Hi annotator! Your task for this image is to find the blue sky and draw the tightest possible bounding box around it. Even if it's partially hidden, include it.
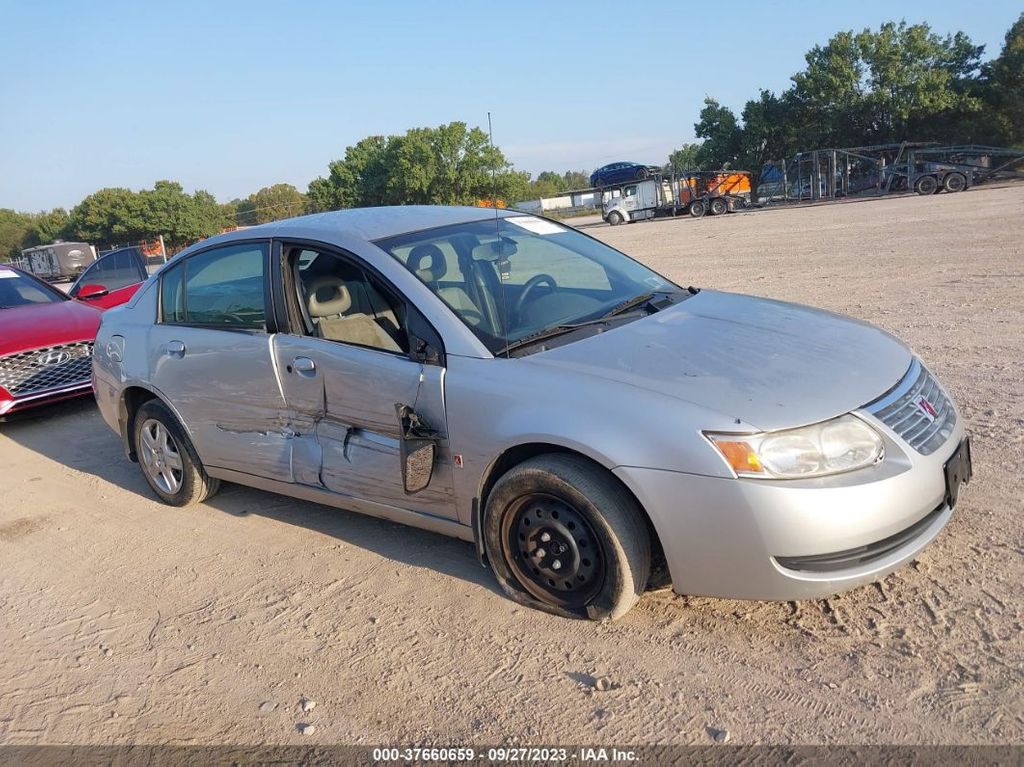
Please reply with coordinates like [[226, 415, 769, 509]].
[[1, 1, 1020, 211]]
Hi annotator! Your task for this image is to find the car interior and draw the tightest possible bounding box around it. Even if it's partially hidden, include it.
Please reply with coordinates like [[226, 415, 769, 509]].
[[291, 248, 409, 354]]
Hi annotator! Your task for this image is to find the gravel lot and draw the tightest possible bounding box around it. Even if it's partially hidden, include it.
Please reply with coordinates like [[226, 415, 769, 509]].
[[1, 185, 1021, 746]]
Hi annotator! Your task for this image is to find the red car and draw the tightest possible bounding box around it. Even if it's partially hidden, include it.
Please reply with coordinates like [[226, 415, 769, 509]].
[[67, 246, 150, 310], [0, 264, 107, 416]]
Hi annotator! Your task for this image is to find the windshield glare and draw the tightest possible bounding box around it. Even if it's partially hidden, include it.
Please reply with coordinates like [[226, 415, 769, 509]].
[[377, 216, 677, 353], [0, 271, 65, 308]]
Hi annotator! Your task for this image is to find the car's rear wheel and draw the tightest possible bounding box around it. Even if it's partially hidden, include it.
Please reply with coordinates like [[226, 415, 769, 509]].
[[484, 454, 650, 621], [134, 399, 220, 506], [635, 168, 648, 180]]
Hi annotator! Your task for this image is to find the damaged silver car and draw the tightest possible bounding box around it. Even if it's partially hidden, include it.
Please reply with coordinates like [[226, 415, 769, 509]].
[[93, 206, 971, 620]]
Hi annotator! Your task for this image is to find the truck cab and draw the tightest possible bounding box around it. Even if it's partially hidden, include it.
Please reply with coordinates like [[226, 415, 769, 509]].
[[602, 179, 666, 225]]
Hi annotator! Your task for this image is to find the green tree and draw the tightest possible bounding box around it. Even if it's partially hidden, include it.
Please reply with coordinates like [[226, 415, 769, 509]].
[[67, 188, 144, 247], [667, 143, 701, 172], [986, 12, 1024, 145], [309, 123, 527, 209], [693, 98, 742, 169], [241, 183, 307, 225], [24, 208, 71, 247], [788, 22, 985, 146], [562, 170, 589, 190], [0, 209, 32, 261]]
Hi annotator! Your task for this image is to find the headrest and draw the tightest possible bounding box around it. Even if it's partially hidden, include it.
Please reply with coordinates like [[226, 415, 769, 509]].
[[307, 276, 352, 317], [408, 244, 446, 283]]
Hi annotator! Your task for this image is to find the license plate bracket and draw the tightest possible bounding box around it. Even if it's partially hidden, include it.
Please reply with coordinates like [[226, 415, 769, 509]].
[[943, 437, 973, 509]]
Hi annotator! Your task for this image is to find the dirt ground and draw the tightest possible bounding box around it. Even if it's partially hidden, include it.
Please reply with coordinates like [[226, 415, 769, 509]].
[[1, 185, 1021, 747]]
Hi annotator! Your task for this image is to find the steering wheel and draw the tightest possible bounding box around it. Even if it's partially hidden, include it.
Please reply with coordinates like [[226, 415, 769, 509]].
[[513, 274, 558, 321]]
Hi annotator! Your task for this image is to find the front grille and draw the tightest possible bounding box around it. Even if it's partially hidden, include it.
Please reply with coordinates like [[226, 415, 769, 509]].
[[864, 359, 956, 455], [0, 342, 94, 398], [776, 503, 946, 573]]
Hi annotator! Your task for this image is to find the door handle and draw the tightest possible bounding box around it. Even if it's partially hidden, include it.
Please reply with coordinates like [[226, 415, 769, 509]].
[[165, 340, 186, 358], [291, 356, 316, 377]]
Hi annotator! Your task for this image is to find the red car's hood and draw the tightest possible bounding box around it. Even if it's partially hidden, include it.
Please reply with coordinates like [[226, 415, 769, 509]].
[[0, 300, 102, 356]]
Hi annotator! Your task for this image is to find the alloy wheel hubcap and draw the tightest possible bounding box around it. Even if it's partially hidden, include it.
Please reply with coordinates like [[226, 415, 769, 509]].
[[139, 418, 184, 495]]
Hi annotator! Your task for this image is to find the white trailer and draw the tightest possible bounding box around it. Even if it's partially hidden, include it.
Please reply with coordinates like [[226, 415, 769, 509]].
[[14, 242, 97, 281]]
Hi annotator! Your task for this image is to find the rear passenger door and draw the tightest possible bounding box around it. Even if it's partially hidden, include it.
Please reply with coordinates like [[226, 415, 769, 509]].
[[149, 241, 293, 482]]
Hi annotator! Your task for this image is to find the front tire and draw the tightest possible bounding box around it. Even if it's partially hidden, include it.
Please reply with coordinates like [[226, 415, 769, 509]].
[[484, 454, 651, 621], [606, 211, 624, 226], [133, 399, 220, 506]]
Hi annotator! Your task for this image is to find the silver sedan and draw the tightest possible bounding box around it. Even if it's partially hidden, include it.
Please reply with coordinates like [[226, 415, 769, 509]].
[[92, 206, 972, 620]]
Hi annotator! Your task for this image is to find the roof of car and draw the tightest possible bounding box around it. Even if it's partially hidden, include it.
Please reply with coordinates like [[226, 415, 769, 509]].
[[200, 206, 523, 251]]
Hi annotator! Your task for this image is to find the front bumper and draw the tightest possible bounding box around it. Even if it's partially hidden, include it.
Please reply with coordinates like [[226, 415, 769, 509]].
[[0, 381, 93, 417], [614, 416, 966, 601]]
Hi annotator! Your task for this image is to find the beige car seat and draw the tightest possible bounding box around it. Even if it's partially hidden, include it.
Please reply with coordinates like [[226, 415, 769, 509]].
[[407, 244, 484, 326], [306, 275, 401, 352]]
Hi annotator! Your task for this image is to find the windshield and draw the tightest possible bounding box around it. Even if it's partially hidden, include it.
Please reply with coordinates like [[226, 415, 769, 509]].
[[0, 270, 66, 308], [376, 215, 681, 354]]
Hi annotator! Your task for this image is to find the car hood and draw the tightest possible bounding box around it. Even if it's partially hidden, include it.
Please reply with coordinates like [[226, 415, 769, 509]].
[[523, 290, 912, 431], [0, 300, 101, 356]]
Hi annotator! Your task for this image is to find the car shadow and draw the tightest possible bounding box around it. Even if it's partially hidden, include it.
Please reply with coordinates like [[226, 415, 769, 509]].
[[1, 397, 501, 596]]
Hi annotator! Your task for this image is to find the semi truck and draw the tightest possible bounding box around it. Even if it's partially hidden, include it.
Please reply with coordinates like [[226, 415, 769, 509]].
[[602, 171, 751, 225], [13, 242, 97, 281]]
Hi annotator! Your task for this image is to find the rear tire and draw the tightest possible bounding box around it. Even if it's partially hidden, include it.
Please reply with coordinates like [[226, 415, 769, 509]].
[[943, 172, 966, 193], [483, 454, 651, 621], [709, 197, 728, 216], [606, 211, 624, 226], [133, 399, 220, 507], [915, 175, 938, 195], [688, 200, 706, 218]]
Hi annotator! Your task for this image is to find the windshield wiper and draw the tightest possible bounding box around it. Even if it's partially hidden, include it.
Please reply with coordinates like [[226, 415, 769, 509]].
[[498, 316, 617, 356], [498, 290, 683, 356], [602, 291, 657, 318]]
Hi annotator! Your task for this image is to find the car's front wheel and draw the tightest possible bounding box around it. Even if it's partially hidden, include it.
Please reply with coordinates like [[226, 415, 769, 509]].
[[133, 399, 220, 506], [484, 454, 651, 621]]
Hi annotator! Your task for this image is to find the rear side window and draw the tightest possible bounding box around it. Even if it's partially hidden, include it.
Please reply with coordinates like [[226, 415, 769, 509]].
[[73, 249, 145, 296], [159, 242, 267, 329]]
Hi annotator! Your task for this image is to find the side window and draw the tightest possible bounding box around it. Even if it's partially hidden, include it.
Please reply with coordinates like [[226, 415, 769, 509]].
[[624, 184, 638, 197], [72, 250, 141, 295], [160, 242, 267, 329], [293, 248, 409, 354], [160, 262, 186, 323]]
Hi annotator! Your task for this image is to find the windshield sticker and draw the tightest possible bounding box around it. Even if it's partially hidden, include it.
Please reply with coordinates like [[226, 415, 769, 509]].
[[644, 276, 667, 289], [505, 216, 565, 235], [0, 271, 18, 279]]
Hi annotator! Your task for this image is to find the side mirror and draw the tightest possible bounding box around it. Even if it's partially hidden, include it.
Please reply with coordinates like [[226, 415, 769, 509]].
[[78, 284, 110, 300], [395, 403, 438, 494]]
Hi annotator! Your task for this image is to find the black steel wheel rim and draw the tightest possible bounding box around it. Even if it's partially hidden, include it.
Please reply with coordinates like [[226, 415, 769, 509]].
[[501, 493, 605, 608]]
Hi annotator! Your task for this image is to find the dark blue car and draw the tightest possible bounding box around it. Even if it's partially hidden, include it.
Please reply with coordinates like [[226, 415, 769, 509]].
[[590, 162, 661, 188]]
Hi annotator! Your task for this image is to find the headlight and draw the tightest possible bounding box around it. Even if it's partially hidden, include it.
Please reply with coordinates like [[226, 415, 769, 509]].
[[706, 415, 884, 479]]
